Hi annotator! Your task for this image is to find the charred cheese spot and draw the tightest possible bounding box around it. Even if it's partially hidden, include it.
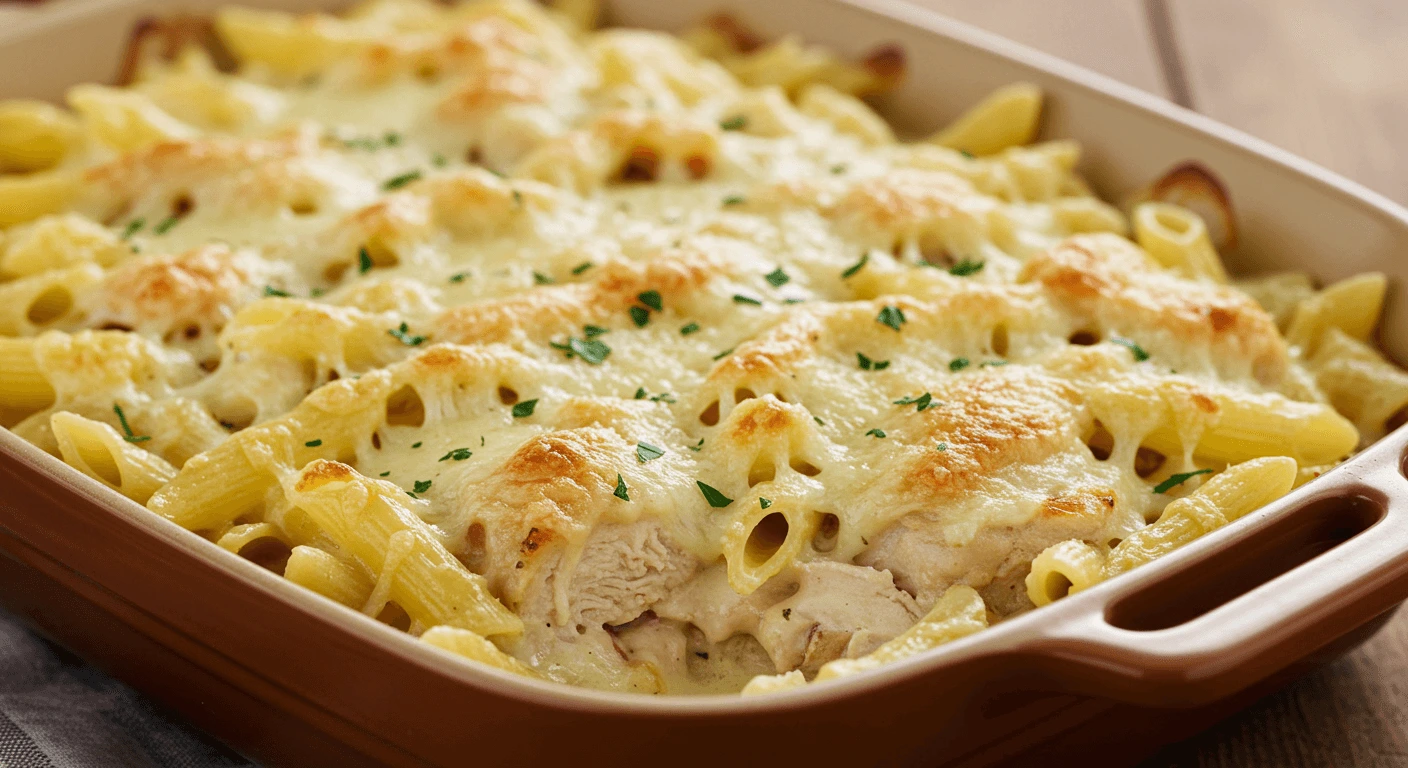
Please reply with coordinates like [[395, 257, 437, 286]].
[[295, 458, 356, 491]]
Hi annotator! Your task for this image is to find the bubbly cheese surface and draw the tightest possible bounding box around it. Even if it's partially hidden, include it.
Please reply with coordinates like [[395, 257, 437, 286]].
[[0, 0, 1385, 695]]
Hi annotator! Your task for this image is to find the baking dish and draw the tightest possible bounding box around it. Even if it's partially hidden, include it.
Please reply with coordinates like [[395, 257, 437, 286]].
[[4, 0, 1408, 765]]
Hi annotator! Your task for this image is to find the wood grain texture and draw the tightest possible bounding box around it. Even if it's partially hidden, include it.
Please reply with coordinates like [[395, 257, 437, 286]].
[[912, 0, 1170, 97]]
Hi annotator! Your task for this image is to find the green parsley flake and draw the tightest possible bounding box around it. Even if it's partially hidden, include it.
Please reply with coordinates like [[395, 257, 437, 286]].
[[894, 392, 933, 411], [571, 261, 593, 275], [388, 322, 426, 346], [649, 392, 676, 403], [765, 268, 790, 287], [876, 305, 906, 331], [449, 272, 468, 283], [431, 153, 447, 168], [732, 294, 763, 306], [949, 358, 970, 372], [512, 399, 538, 418], [866, 428, 887, 438], [120, 218, 145, 240], [382, 170, 422, 190], [630, 306, 650, 327], [636, 442, 665, 462], [1111, 337, 1151, 362], [719, 115, 747, 131], [697, 481, 733, 508], [439, 448, 473, 461], [412, 479, 432, 494], [857, 352, 891, 371], [263, 286, 292, 298], [583, 325, 609, 338], [614, 473, 631, 501], [841, 253, 870, 279], [722, 195, 746, 207], [712, 347, 734, 361], [980, 360, 1009, 368], [830, 164, 848, 175], [689, 438, 704, 452], [680, 322, 700, 335], [568, 337, 611, 364], [637, 290, 663, 311], [358, 246, 373, 274], [959, 149, 975, 159], [813, 416, 825, 426], [112, 404, 150, 443], [935, 442, 948, 452], [533, 271, 554, 285], [153, 215, 180, 235], [634, 387, 647, 399], [759, 498, 773, 509], [1153, 469, 1213, 494], [948, 259, 985, 277], [380, 471, 391, 477], [305, 439, 323, 447], [411, 441, 422, 448]]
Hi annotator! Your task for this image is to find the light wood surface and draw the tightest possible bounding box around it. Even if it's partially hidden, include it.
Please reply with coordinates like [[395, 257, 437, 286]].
[[919, 0, 1408, 764]]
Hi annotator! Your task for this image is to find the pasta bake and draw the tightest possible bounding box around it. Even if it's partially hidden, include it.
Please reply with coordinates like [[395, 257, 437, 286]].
[[0, 0, 1402, 695]]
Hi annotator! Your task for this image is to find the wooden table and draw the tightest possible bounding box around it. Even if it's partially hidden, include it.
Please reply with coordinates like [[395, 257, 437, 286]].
[[911, 1, 1408, 764]]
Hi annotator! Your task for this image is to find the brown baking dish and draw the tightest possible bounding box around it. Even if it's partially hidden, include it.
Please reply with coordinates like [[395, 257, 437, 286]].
[[5, 0, 1408, 765]]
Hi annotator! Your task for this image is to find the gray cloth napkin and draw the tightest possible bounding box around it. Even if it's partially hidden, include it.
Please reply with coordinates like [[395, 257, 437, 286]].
[[0, 606, 254, 768]]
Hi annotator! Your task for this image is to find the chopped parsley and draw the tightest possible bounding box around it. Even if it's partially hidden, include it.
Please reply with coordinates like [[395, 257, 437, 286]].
[[112, 404, 150, 443], [783, 298, 805, 304], [379, 471, 391, 477], [512, 189, 523, 206], [948, 259, 985, 277], [719, 115, 747, 131], [680, 322, 700, 335], [712, 347, 734, 361], [568, 337, 611, 364], [949, 358, 970, 372], [980, 360, 1009, 368], [722, 195, 746, 206], [1111, 337, 1151, 362], [304, 439, 323, 447], [614, 473, 630, 501], [387, 322, 427, 346], [152, 215, 181, 235], [439, 448, 473, 461], [876, 305, 906, 331], [857, 352, 890, 371], [841, 253, 869, 279], [959, 149, 975, 159], [765, 268, 790, 287], [649, 392, 676, 403], [813, 416, 825, 426], [512, 399, 538, 418], [865, 428, 887, 438], [310, 288, 326, 298], [533, 271, 555, 285], [637, 290, 663, 311], [263, 286, 292, 298], [689, 438, 704, 452], [382, 170, 422, 190], [412, 479, 433, 494], [411, 442, 422, 449], [1154, 469, 1212, 494], [830, 164, 848, 175], [894, 392, 934, 411], [634, 387, 647, 399], [358, 246, 373, 274], [935, 442, 948, 452], [630, 306, 650, 327], [759, 498, 773, 509], [431, 153, 447, 168], [120, 218, 145, 240], [636, 442, 665, 462], [449, 272, 468, 284], [732, 294, 763, 306], [583, 324, 609, 338], [571, 261, 593, 275], [697, 481, 733, 508]]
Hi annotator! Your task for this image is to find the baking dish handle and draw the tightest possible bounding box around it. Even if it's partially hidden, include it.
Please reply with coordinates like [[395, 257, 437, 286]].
[[1018, 428, 1408, 708]]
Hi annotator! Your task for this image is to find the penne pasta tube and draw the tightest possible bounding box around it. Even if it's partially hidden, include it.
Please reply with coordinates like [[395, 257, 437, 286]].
[[49, 411, 177, 504], [284, 545, 375, 609]]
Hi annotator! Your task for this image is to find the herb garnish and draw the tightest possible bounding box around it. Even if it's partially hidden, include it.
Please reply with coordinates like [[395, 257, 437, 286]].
[[449, 272, 468, 283], [935, 442, 948, 451], [388, 322, 427, 346], [765, 268, 790, 287], [857, 352, 890, 371], [533, 271, 555, 285], [412, 479, 432, 494], [411, 442, 422, 449], [583, 325, 609, 338], [948, 259, 985, 276], [305, 439, 323, 447], [112, 404, 150, 443], [697, 481, 733, 508], [263, 286, 292, 297], [153, 215, 180, 235], [759, 498, 773, 509], [382, 170, 422, 190], [120, 218, 145, 240], [722, 195, 746, 206], [980, 360, 1009, 367], [1111, 337, 1150, 362], [720, 115, 747, 131], [358, 246, 373, 274], [567, 337, 611, 364], [732, 294, 762, 306], [949, 358, 970, 372], [636, 442, 665, 462], [894, 392, 934, 411], [634, 387, 647, 399], [512, 399, 538, 418], [876, 305, 906, 331], [614, 473, 631, 501], [680, 322, 700, 335], [841, 253, 869, 279], [688, 438, 704, 452], [830, 164, 847, 174], [637, 290, 662, 311], [572, 261, 593, 275], [1154, 469, 1212, 494], [630, 306, 650, 327], [712, 347, 734, 361], [865, 428, 887, 438], [439, 448, 473, 461]]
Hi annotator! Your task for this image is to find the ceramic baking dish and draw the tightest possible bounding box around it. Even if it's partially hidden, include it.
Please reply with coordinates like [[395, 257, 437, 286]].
[[4, 0, 1408, 765]]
